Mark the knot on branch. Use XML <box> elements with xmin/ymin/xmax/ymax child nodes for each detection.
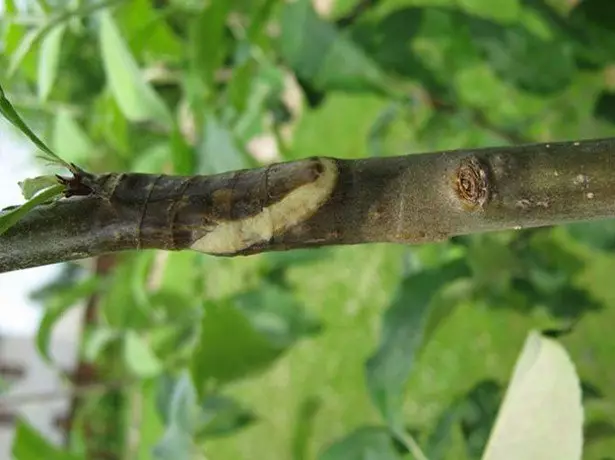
<box><xmin>455</xmin><ymin>156</ymin><xmax>490</xmax><ymax>209</ymax></box>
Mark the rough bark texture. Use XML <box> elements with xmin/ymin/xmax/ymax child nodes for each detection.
<box><xmin>2</xmin><ymin>137</ymin><xmax>615</xmax><ymax>273</ymax></box>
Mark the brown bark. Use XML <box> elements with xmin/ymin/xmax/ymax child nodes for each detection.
<box><xmin>1</xmin><ymin>137</ymin><xmax>615</xmax><ymax>273</ymax></box>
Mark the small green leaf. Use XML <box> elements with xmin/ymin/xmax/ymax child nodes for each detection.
<box><xmin>12</xmin><ymin>419</ymin><xmax>82</xmax><ymax>460</ymax></box>
<box><xmin>37</xmin><ymin>23</ymin><xmax>66</xmax><ymax>101</ymax></box>
<box><xmin>18</xmin><ymin>175</ymin><xmax>60</xmax><ymax>199</ymax></box>
<box><xmin>319</xmin><ymin>427</ymin><xmax>401</xmax><ymax>460</ymax></box>
<box><xmin>98</xmin><ymin>10</ymin><xmax>172</xmax><ymax>125</ymax></box>
<box><xmin>0</xmin><ymin>85</ymin><xmax>67</xmax><ymax>165</ymax></box>
<box><xmin>196</xmin><ymin>394</ymin><xmax>256</xmax><ymax>439</ymax></box>
<box><xmin>280</xmin><ymin>0</ymin><xmax>395</xmax><ymax>95</ymax></box>
<box><xmin>0</xmin><ymin>184</ymin><xmax>64</xmax><ymax>236</ymax></box>
<box><xmin>365</xmin><ymin>260</ymin><xmax>470</xmax><ymax>428</ymax></box>
<box><xmin>124</xmin><ymin>331</ymin><xmax>163</xmax><ymax>378</ymax></box>
<box><xmin>36</xmin><ymin>277</ymin><xmax>100</xmax><ymax>363</ymax></box>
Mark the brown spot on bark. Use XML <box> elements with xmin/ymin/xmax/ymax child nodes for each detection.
<box><xmin>455</xmin><ymin>157</ymin><xmax>490</xmax><ymax>210</ymax></box>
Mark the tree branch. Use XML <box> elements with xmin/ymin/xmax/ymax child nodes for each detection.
<box><xmin>2</xmin><ymin>137</ymin><xmax>615</xmax><ymax>273</ymax></box>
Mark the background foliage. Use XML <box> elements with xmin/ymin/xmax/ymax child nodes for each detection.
<box><xmin>2</xmin><ymin>0</ymin><xmax>615</xmax><ymax>458</ymax></box>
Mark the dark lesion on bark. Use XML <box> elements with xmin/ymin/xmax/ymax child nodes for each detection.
<box><xmin>454</xmin><ymin>156</ymin><xmax>492</xmax><ymax>210</ymax></box>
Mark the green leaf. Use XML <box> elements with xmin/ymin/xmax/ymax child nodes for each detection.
<box><xmin>319</xmin><ymin>427</ymin><xmax>401</xmax><ymax>460</ymax></box>
<box><xmin>198</xmin><ymin>113</ymin><xmax>254</xmax><ymax>174</ymax></box>
<box><xmin>482</xmin><ymin>331</ymin><xmax>583</xmax><ymax>460</ymax></box>
<box><xmin>0</xmin><ymin>85</ymin><xmax>67</xmax><ymax>166</ymax></box>
<box><xmin>8</xmin><ymin>28</ymin><xmax>45</xmax><ymax>80</ymax></box>
<box><xmin>365</xmin><ymin>260</ymin><xmax>470</xmax><ymax>428</ymax></box>
<box><xmin>84</xmin><ymin>327</ymin><xmax>120</xmax><ymax>362</ymax></box>
<box><xmin>36</xmin><ymin>277</ymin><xmax>100</xmax><ymax>363</ymax></box>
<box><xmin>52</xmin><ymin>110</ymin><xmax>97</xmax><ymax>164</ymax></box>
<box><xmin>132</xmin><ymin>142</ymin><xmax>172</xmax><ymax>173</ymax></box>
<box><xmin>115</xmin><ymin>0</ymin><xmax>183</xmax><ymax>61</ymax></box>
<box><xmin>233</xmin><ymin>284</ymin><xmax>322</xmax><ymax>348</ymax></box>
<box><xmin>188</xmin><ymin>1</ymin><xmax>231</xmax><ymax>87</ymax></box>
<box><xmin>168</xmin><ymin>372</ymin><xmax>199</xmax><ymax>431</ymax></box>
<box><xmin>191</xmin><ymin>299</ymin><xmax>282</xmax><ymax>387</ymax></box>
<box><xmin>153</xmin><ymin>424</ymin><xmax>195</xmax><ymax>460</ymax></box>
<box><xmin>37</xmin><ymin>23</ymin><xmax>66</xmax><ymax>101</ymax></box>
<box><xmin>18</xmin><ymin>175</ymin><xmax>60</xmax><ymax>199</ymax></box>
<box><xmin>98</xmin><ymin>10</ymin><xmax>172</xmax><ymax>125</ymax></box>
<box><xmin>196</xmin><ymin>394</ymin><xmax>256</xmax><ymax>439</ymax></box>
<box><xmin>153</xmin><ymin>372</ymin><xmax>200</xmax><ymax>460</ymax></box>
<box><xmin>279</xmin><ymin>0</ymin><xmax>395</xmax><ymax>95</ymax></box>
<box><xmin>124</xmin><ymin>331</ymin><xmax>163</xmax><ymax>378</ymax></box>
<box><xmin>7</xmin><ymin>0</ymin><xmax>121</xmax><ymax>80</ymax></box>
<box><xmin>0</xmin><ymin>184</ymin><xmax>64</xmax><ymax>236</ymax></box>
<box><xmin>467</xmin><ymin>18</ymin><xmax>575</xmax><ymax>94</ymax></box>
<box><xmin>12</xmin><ymin>419</ymin><xmax>82</xmax><ymax>460</ymax></box>
<box><xmin>100</xmin><ymin>252</ymin><xmax>154</xmax><ymax>328</ymax></box>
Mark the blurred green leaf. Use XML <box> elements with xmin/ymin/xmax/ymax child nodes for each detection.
<box><xmin>132</xmin><ymin>142</ymin><xmax>172</xmax><ymax>173</ymax></box>
<box><xmin>584</xmin><ymin>420</ymin><xmax>615</xmax><ymax>447</ymax></box>
<box><xmin>153</xmin><ymin>424</ymin><xmax>195</xmax><ymax>460</ymax></box>
<box><xmin>9</xmin><ymin>28</ymin><xmax>47</xmax><ymax>80</ymax></box>
<box><xmin>191</xmin><ymin>298</ymin><xmax>282</xmax><ymax>387</ymax></box>
<box><xmin>100</xmin><ymin>252</ymin><xmax>154</xmax><ymax>328</ymax></box>
<box><xmin>148</xmin><ymin>308</ymin><xmax>202</xmax><ymax>366</ymax></box>
<box><xmin>37</xmin><ymin>23</ymin><xmax>66</xmax><ymax>101</ymax></box>
<box><xmin>198</xmin><ymin>113</ymin><xmax>254</xmax><ymax>174</ymax></box>
<box><xmin>7</xmin><ymin>0</ymin><xmax>122</xmax><ymax>79</ymax></box>
<box><xmin>153</xmin><ymin>372</ymin><xmax>200</xmax><ymax>460</ymax></box>
<box><xmin>565</xmin><ymin>0</ymin><xmax>615</xmax><ymax>68</ymax></box>
<box><xmin>234</xmin><ymin>283</ymin><xmax>322</xmax><ymax>348</ymax></box>
<box><xmin>565</xmin><ymin>219</ymin><xmax>615</xmax><ymax>251</ymax></box>
<box><xmin>99</xmin><ymin>10</ymin><xmax>172</xmax><ymax>125</ymax></box>
<box><xmin>280</xmin><ymin>0</ymin><xmax>395</xmax><ymax>95</ymax></box>
<box><xmin>365</xmin><ymin>260</ymin><xmax>470</xmax><ymax>428</ymax></box>
<box><xmin>124</xmin><ymin>330</ymin><xmax>163</xmax><ymax>378</ymax></box>
<box><xmin>12</xmin><ymin>419</ymin><xmax>82</xmax><ymax>460</ymax></box>
<box><xmin>188</xmin><ymin>1</ymin><xmax>231</xmax><ymax>88</ymax></box>
<box><xmin>84</xmin><ymin>327</ymin><xmax>120</xmax><ymax>362</ymax></box>
<box><xmin>196</xmin><ymin>394</ymin><xmax>256</xmax><ymax>439</ymax></box>
<box><xmin>468</xmin><ymin>17</ymin><xmax>575</xmax><ymax>94</ymax></box>
<box><xmin>0</xmin><ymin>184</ymin><xmax>64</xmax><ymax>236</ymax></box>
<box><xmin>18</xmin><ymin>175</ymin><xmax>59</xmax><ymax>199</ymax></box>
<box><xmin>319</xmin><ymin>426</ymin><xmax>401</xmax><ymax>460</ymax></box>
<box><xmin>115</xmin><ymin>0</ymin><xmax>183</xmax><ymax>61</ymax></box>
<box><xmin>36</xmin><ymin>276</ymin><xmax>100</xmax><ymax>363</ymax></box>
<box><xmin>52</xmin><ymin>110</ymin><xmax>97</xmax><ymax>165</ymax></box>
